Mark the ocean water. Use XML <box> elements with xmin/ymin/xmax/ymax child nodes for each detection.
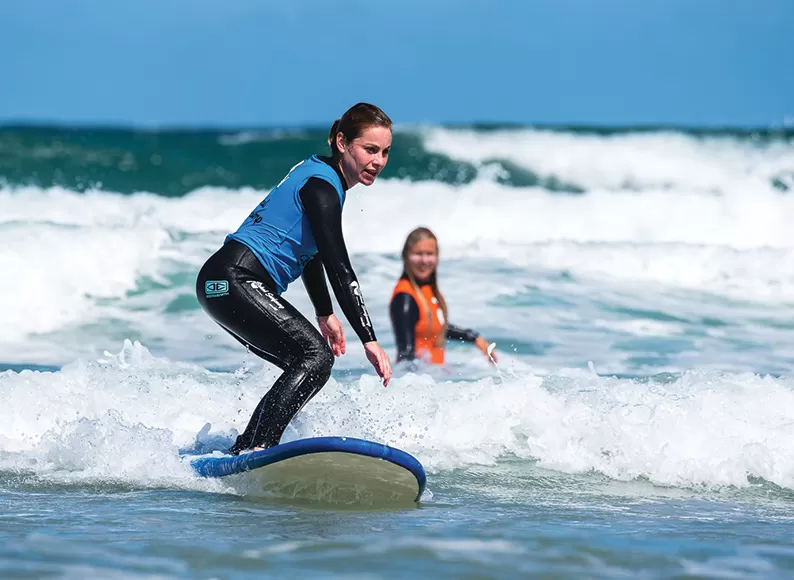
<box><xmin>2</xmin><ymin>123</ymin><xmax>794</xmax><ymax>578</ymax></box>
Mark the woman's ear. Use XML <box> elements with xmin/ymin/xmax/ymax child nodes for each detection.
<box><xmin>335</xmin><ymin>131</ymin><xmax>347</xmax><ymax>154</ymax></box>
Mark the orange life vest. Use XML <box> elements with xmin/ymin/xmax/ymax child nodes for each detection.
<box><xmin>391</xmin><ymin>278</ymin><xmax>446</xmax><ymax>364</ymax></box>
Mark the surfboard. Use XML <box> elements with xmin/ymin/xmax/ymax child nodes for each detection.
<box><xmin>187</xmin><ymin>436</ymin><xmax>426</xmax><ymax>506</ymax></box>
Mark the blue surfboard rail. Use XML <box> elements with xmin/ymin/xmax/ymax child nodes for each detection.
<box><xmin>188</xmin><ymin>436</ymin><xmax>426</xmax><ymax>501</ymax></box>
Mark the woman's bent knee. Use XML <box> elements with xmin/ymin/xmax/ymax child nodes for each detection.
<box><xmin>304</xmin><ymin>342</ymin><xmax>334</xmax><ymax>384</ymax></box>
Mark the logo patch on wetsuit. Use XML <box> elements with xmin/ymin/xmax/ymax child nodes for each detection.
<box><xmin>205</xmin><ymin>280</ymin><xmax>229</xmax><ymax>298</ymax></box>
<box><xmin>350</xmin><ymin>281</ymin><xmax>373</xmax><ymax>330</ymax></box>
<box><xmin>247</xmin><ymin>281</ymin><xmax>285</xmax><ymax>310</ymax></box>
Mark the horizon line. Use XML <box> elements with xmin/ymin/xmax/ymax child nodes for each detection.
<box><xmin>1</xmin><ymin>117</ymin><xmax>793</xmax><ymax>135</ymax></box>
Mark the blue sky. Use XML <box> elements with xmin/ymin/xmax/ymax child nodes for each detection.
<box><xmin>2</xmin><ymin>0</ymin><xmax>792</xmax><ymax>127</ymax></box>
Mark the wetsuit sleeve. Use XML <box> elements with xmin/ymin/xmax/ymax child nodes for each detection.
<box><xmin>300</xmin><ymin>254</ymin><xmax>333</xmax><ymax>317</ymax></box>
<box><xmin>299</xmin><ymin>177</ymin><xmax>377</xmax><ymax>343</ymax></box>
<box><xmin>447</xmin><ymin>324</ymin><xmax>479</xmax><ymax>343</ymax></box>
<box><xmin>390</xmin><ymin>292</ymin><xmax>419</xmax><ymax>361</ymax></box>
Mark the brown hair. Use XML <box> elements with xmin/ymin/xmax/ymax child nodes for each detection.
<box><xmin>401</xmin><ymin>227</ymin><xmax>448</xmax><ymax>347</ymax></box>
<box><xmin>328</xmin><ymin>102</ymin><xmax>392</xmax><ymax>161</ymax></box>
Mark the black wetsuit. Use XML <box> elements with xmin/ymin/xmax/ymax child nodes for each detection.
<box><xmin>196</xmin><ymin>157</ymin><xmax>375</xmax><ymax>454</ymax></box>
<box><xmin>390</xmin><ymin>282</ymin><xmax>479</xmax><ymax>362</ymax></box>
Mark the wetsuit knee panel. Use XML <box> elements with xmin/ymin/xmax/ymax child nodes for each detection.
<box><xmin>300</xmin><ymin>341</ymin><xmax>334</xmax><ymax>381</ymax></box>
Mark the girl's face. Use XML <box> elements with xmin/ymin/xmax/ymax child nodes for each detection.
<box><xmin>406</xmin><ymin>237</ymin><xmax>438</xmax><ymax>283</ymax></box>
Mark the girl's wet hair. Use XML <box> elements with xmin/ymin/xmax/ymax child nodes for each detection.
<box><xmin>328</xmin><ymin>103</ymin><xmax>392</xmax><ymax>160</ymax></box>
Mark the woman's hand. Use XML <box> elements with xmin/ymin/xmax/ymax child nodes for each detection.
<box><xmin>475</xmin><ymin>336</ymin><xmax>497</xmax><ymax>364</ymax></box>
<box><xmin>363</xmin><ymin>341</ymin><xmax>392</xmax><ymax>387</ymax></box>
<box><xmin>318</xmin><ymin>314</ymin><xmax>346</xmax><ymax>356</ymax></box>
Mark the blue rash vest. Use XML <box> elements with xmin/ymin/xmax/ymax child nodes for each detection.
<box><xmin>225</xmin><ymin>155</ymin><xmax>346</xmax><ymax>293</ymax></box>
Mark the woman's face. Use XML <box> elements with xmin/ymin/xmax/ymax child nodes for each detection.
<box><xmin>406</xmin><ymin>237</ymin><xmax>438</xmax><ymax>283</ymax></box>
<box><xmin>336</xmin><ymin>125</ymin><xmax>392</xmax><ymax>187</ymax></box>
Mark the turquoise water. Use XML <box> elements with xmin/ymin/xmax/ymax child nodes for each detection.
<box><xmin>2</xmin><ymin>123</ymin><xmax>794</xmax><ymax>577</ymax></box>
<box><xmin>3</xmin><ymin>465</ymin><xmax>793</xmax><ymax>578</ymax></box>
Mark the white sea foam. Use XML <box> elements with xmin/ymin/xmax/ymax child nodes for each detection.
<box><xmin>421</xmin><ymin>126</ymin><xmax>794</xmax><ymax>194</ymax></box>
<box><xmin>2</xmin><ymin>341</ymin><xmax>793</xmax><ymax>491</ymax></box>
